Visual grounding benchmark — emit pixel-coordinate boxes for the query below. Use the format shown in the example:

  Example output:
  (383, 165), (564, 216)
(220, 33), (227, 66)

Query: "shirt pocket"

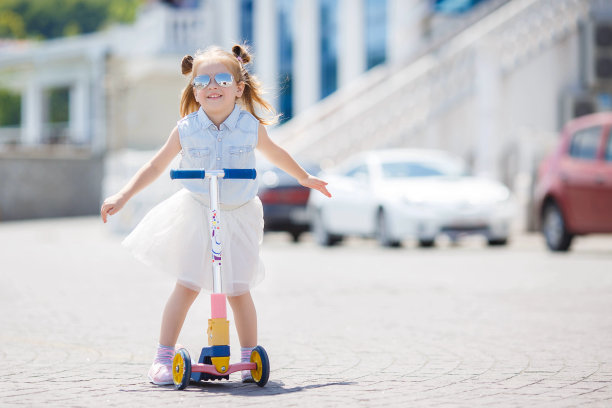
(228, 145), (253, 168)
(186, 147), (211, 168)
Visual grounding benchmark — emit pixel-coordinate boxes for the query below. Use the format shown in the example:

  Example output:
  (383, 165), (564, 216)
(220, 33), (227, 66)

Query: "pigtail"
(232, 45), (251, 64)
(232, 44), (278, 125)
(180, 55), (199, 117)
(181, 55), (194, 74)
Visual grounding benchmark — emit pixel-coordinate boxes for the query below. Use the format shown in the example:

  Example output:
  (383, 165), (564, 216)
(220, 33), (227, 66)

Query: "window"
(365, 0), (387, 69)
(569, 126), (601, 160)
(320, 0), (338, 99)
(345, 164), (369, 180)
(382, 162), (448, 178)
(277, 0), (294, 122)
(240, 0), (254, 46)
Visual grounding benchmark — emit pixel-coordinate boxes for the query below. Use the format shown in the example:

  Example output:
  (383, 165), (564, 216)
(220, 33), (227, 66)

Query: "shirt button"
(218, 138), (222, 142)
(217, 157), (221, 161)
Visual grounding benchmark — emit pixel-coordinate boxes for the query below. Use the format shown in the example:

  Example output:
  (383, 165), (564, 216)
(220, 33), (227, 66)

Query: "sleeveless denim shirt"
(177, 105), (259, 206)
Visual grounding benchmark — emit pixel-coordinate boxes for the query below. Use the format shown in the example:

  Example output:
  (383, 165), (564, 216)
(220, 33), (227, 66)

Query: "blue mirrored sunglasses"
(193, 73), (234, 90)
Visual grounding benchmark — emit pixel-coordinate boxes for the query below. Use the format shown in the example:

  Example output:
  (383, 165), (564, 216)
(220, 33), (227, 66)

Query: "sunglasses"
(193, 73), (234, 90)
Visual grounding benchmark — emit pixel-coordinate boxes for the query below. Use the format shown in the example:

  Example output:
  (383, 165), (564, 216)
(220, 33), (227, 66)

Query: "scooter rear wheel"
(173, 348), (192, 390)
(250, 346), (270, 387)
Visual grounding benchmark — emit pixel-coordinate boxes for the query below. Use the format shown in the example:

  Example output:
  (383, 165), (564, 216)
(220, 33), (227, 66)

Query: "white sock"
(154, 344), (175, 367)
(241, 347), (255, 380)
(241, 346), (254, 362)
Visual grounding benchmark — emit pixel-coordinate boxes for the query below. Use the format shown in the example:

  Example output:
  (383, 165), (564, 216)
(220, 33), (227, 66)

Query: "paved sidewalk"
(1, 217), (611, 407)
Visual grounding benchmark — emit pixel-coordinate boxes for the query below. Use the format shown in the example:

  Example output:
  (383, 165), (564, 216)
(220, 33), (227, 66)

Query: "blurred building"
(0, 0), (609, 223)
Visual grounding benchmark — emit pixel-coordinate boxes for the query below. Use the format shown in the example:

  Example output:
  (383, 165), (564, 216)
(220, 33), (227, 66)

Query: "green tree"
(0, 0), (143, 40)
(0, 89), (21, 126)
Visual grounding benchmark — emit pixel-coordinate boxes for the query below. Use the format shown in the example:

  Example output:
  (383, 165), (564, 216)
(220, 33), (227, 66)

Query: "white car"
(308, 149), (515, 247)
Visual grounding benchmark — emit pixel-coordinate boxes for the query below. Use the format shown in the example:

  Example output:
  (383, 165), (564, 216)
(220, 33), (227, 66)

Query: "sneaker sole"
(148, 374), (174, 386)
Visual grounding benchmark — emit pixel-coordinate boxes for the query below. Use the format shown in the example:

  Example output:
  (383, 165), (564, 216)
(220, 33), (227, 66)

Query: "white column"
(474, 39), (502, 180)
(217, 0), (240, 49)
(387, 0), (428, 64)
(254, 0), (279, 111)
(69, 79), (88, 144)
(293, 0), (320, 115)
(90, 52), (107, 153)
(22, 82), (43, 145)
(338, 0), (366, 88)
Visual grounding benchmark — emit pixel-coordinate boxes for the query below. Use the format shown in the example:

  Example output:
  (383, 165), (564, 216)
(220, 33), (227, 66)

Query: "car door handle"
(595, 176), (605, 185)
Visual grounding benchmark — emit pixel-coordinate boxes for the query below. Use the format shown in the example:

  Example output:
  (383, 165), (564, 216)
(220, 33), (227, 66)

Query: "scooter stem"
(209, 175), (222, 293)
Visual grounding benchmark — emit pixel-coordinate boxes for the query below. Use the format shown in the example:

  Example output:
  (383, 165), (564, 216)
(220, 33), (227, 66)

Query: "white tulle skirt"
(122, 189), (265, 296)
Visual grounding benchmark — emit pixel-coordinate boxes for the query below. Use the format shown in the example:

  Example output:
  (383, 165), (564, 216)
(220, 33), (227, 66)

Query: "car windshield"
(381, 160), (463, 178)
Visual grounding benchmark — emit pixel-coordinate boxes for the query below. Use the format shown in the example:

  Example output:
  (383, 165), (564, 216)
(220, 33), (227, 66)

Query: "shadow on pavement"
(152, 380), (356, 396)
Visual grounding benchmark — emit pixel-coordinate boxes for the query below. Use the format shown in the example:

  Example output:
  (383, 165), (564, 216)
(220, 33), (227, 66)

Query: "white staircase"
(271, 0), (592, 167)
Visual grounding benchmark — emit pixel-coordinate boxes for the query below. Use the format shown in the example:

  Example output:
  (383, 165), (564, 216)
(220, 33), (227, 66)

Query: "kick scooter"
(169, 168), (270, 389)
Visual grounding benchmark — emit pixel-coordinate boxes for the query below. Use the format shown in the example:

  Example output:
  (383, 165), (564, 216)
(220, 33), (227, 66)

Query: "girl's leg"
(227, 291), (257, 347)
(149, 282), (199, 385)
(159, 281), (200, 346)
(227, 291), (258, 382)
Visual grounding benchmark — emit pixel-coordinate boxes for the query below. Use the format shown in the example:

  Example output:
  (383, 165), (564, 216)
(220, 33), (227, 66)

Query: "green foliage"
(0, 0), (144, 40)
(0, 89), (21, 126)
(48, 87), (69, 124)
(0, 10), (25, 38)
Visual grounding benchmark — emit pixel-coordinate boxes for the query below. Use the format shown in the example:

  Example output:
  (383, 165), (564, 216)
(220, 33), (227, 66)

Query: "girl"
(100, 44), (331, 385)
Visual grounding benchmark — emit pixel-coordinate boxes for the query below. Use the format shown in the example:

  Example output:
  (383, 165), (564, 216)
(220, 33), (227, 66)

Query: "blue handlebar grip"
(223, 168), (257, 179)
(170, 169), (206, 179)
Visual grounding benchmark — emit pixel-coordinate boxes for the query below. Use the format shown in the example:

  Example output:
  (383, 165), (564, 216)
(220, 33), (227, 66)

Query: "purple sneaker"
(148, 362), (173, 385)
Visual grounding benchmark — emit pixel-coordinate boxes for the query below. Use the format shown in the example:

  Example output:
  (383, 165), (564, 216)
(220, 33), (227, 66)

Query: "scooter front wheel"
(173, 348), (192, 390)
(250, 346), (270, 387)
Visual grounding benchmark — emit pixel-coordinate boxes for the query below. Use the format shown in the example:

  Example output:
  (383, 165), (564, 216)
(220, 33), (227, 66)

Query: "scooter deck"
(191, 362), (257, 376)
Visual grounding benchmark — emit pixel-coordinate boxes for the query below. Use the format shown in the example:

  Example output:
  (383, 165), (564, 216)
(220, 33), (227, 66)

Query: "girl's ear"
(236, 81), (245, 98)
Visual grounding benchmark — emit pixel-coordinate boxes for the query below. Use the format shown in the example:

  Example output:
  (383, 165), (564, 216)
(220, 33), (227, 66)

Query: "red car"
(535, 112), (612, 251)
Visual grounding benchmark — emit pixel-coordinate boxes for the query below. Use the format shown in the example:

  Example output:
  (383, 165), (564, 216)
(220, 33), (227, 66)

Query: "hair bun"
(232, 44), (251, 64)
(181, 55), (194, 75)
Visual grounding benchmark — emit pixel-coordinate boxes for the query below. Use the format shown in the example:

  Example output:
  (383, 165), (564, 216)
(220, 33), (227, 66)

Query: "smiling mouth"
(208, 94), (222, 99)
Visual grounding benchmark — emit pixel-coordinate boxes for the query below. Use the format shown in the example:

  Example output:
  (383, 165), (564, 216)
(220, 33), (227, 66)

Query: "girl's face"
(193, 61), (244, 118)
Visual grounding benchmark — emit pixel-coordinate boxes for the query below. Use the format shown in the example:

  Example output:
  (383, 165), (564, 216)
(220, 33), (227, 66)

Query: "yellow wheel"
(172, 348), (191, 390)
(250, 346), (269, 387)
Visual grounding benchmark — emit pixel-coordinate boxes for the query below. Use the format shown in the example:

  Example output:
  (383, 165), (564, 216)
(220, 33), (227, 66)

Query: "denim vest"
(177, 105), (259, 206)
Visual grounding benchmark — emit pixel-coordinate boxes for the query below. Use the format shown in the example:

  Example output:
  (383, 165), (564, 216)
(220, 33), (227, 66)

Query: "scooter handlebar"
(170, 168), (257, 180)
(222, 168), (257, 179)
(170, 169), (206, 179)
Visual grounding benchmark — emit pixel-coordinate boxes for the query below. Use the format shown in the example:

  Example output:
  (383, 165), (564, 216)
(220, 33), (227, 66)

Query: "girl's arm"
(256, 124), (331, 198)
(101, 126), (182, 223)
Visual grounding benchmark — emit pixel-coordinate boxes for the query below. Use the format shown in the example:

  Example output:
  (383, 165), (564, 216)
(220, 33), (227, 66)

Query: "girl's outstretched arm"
(256, 124), (331, 198)
(101, 127), (182, 223)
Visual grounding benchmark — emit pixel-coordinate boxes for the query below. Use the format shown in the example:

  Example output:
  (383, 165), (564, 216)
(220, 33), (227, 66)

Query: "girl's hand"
(299, 175), (332, 198)
(100, 193), (127, 223)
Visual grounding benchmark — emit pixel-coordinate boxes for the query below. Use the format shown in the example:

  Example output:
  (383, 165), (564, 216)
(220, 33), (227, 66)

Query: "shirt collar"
(197, 104), (241, 131)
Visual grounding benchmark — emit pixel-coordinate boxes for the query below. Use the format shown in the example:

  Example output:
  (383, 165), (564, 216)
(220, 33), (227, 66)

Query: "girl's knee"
(227, 292), (253, 306)
(175, 281), (200, 298)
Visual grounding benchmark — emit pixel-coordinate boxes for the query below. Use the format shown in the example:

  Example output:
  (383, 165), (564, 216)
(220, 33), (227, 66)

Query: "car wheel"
(312, 209), (342, 246)
(418, 238), (435, 248)
(376, 210), (401, 247)
(542, 201), (573, 252)
(290, 230), (302, 243)
(487, 238), (508, 246)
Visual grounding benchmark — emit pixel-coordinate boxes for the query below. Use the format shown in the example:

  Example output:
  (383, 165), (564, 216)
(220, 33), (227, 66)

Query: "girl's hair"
(180, 44), (278, 125)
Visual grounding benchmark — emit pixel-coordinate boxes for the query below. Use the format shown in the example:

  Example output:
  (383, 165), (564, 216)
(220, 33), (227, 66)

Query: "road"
(1, 217), (611, 407)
